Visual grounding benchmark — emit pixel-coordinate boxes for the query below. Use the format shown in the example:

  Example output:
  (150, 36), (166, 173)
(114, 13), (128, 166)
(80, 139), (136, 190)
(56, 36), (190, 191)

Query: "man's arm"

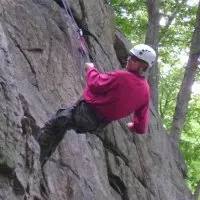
(127, 102), (149, 134)
(84, 62), (118, 94)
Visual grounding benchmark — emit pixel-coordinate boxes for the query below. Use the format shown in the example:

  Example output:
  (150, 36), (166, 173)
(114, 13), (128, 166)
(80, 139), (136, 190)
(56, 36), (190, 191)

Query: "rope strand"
(61, 0), (97, 65)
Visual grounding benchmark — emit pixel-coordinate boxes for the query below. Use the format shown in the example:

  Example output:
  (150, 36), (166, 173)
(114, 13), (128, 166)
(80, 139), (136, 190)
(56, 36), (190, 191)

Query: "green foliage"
(159, 0), (197, 64)
(158, 61), (200, 193)
(159, 66), (200, 192)
(109, 0), (200, 194)
(159, 64), (184, 129)
(181, 94), (200, 191)
(109, 0), (147, 43)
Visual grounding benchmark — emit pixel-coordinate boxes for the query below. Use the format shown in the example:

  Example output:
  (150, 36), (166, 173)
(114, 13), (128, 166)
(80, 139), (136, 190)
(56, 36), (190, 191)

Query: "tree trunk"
(170, 1), (200, 145)
(194, 181), (200, 200)
(145, 0), (160, 112)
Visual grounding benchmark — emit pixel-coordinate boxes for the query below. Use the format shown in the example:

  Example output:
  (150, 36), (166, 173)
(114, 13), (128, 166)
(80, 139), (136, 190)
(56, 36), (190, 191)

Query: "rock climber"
(38, 44), (156, 165)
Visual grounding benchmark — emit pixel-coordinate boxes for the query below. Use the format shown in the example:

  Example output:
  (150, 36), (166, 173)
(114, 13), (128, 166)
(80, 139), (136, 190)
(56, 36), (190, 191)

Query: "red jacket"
(83, 67), (150, 134)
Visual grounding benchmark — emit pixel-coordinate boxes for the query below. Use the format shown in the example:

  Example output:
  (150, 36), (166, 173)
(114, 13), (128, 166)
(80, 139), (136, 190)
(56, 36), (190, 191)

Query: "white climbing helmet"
(129, 44), (156, 67)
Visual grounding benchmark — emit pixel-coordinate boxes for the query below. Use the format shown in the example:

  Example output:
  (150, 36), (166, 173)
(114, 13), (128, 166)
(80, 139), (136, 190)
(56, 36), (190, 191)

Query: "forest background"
(109, 0), (200, 199)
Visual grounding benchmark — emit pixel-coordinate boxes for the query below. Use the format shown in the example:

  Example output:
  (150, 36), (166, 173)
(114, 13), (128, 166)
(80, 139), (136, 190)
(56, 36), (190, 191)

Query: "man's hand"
(127, 122), (134, 131)
(85, 62), (95, 73)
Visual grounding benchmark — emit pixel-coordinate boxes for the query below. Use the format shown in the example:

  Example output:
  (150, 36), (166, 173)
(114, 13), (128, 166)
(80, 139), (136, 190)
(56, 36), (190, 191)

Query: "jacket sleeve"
(130, 101), (149, 134)
(86, 67), (118, 94)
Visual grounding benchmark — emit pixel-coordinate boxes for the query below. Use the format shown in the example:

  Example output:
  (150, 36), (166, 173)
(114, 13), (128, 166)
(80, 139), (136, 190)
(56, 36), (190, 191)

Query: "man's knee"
(55, 108), (74, 128)
(56, 108), (72, 118)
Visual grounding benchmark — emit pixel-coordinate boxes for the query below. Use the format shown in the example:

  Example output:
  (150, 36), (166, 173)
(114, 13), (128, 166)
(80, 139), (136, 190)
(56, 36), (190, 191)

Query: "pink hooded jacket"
(83, 67), (150, 134)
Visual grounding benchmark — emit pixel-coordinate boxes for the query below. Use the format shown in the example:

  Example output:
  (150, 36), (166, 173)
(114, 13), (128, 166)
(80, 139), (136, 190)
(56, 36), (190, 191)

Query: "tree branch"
(159, 0), (187, 42)
(170, 1), (200, 145)
(146, 0), (160, 112)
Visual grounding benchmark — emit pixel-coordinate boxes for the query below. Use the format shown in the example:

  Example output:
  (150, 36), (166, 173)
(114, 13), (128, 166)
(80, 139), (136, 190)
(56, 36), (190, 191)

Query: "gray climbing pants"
(39, 99), (110, 164)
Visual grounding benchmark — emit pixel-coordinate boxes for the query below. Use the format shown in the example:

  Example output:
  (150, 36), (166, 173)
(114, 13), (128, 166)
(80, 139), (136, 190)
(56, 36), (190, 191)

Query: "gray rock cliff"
(0, 0), (193, 199)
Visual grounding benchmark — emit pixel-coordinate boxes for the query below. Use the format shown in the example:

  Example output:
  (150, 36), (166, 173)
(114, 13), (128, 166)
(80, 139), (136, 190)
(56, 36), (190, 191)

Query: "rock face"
(0, 0), (193, 200)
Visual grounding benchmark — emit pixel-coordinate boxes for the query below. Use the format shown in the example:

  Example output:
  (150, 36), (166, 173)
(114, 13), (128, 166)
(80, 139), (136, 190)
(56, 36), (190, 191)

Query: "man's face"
(126, 56), (139, 71)
(126, 55), (148, 72)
